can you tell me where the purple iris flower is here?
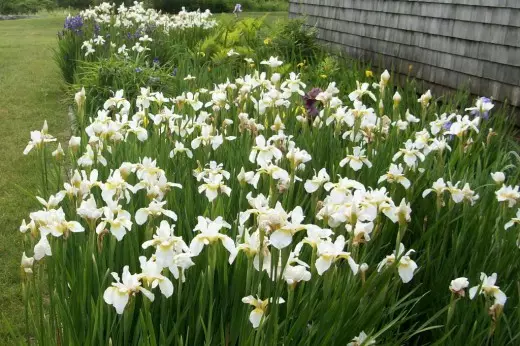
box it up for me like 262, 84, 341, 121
64, 15, 83, 34
135, 67, 143, 73
153, 57, 160, 65
443, 121, 454, 141
171, 67, 178, 76
302, 87, 323, 118
480, 97, 492, 119
469, 97, 493, 119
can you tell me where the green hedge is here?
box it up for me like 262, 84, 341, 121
0, 0, 287, 15
0, 1, 134, 14
0, 0, 55, 14
152, 0, 288, 13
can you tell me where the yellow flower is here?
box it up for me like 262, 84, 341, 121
263, 37, 272, 45
297, 61, 306, 68
320, 74, 327, 79
365, 70, 373, 78
208, 67, 211, 72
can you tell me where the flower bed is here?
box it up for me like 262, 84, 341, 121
18, 2, 520, 345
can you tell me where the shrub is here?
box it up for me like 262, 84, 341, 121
55, 0, 91, 9
0, 0, 51, 14
270, 18, 319, 63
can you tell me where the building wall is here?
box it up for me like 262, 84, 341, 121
289, 0, 520, 106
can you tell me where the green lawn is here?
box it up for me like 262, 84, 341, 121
0, 11, 287, 341
0, 14, 71, 340
220, 11, 287, 23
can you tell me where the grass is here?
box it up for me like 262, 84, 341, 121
0, 11, 288, 341
0, 14, 70, 340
